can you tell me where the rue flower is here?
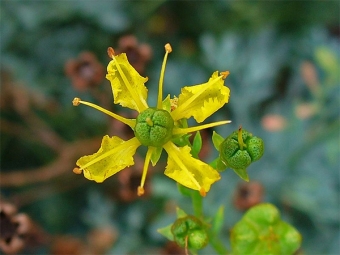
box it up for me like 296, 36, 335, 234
73, 44, 230, 196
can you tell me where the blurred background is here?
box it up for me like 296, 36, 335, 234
1, 0, 339, 254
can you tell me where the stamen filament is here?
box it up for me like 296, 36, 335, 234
110, 54, 148, 112
157, 43, 172, 109
172, 120, 231, 135
138, 146, 154, 196
171, 75, 223, 121
73, 97, 136, 128
163, 142, 202, 192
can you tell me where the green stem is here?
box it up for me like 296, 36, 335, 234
191, 190, 203, 218
209, 234, 230, 255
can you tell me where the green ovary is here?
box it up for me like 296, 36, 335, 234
134, 108, 174, 147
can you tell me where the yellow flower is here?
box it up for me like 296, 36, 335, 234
73, 44, 230, 196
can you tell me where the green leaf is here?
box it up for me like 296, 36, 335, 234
151, 146, 163, 166
212, 206, 225, 235
162, 94, 171, 112
176, 207, 188, 218
209, 157, 228, 171
231, 203, 302, 255
157, 224, 174, 241
233, 168, 249, 182
191, 131, 202, 158
212, 131, 224, 150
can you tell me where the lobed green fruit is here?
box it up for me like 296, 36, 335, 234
219, 129, 264, 170
171, 216, 209, 250
134, 108, 174, 147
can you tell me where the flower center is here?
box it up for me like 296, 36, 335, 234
134, 108, 174, 147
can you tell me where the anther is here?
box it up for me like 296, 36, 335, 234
165, 43, 172, 53
199, 188, 206, 197
72, 97, 81, 106
107, 47, 115, 59
220, 71, 230, 80
73, 167, 82, 174
137, 186, 144, 196
170, 96, 178, 111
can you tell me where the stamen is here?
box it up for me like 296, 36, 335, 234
145, 117, 154, 127
72, 97, 81, 106
107, 47, 115, 59
163, 142, 202, 191
157, 43, 172, 109
199, 188, 206, 197
73, 168, 82, 174
137, 186, 144, 196
172, 120, 231, 135
109, 52, 148, 112
72, 98, 135, 128
171, 74, 224, 120
138, 147, 154, 196
165, 43, 172, 53
170, 96, 178, 111
220, 71, 230, 80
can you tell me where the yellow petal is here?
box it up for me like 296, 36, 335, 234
76, 136, 141, 183
163, 142, 221, 194
106, 53, 148, 112
171, 71, 230, 123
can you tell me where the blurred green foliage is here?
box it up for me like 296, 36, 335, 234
1, 1, 339, 254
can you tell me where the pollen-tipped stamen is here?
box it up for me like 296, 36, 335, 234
72, 97, 135, 128
138, 147, 154, 196
157, 43, 172, 109
107, 48, 148, 112
73, 168, 82, 174
172, 120, 231, 135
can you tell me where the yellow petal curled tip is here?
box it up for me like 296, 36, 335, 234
76, 136, 141, 183
106, 53, 148, 112
163, 142, 221, 193
171, 71, 230, 123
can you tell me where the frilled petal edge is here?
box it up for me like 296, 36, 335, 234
163, 142, 221, 195
76, 136, 141, 183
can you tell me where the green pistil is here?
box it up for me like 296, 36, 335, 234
134, 108, 174, 147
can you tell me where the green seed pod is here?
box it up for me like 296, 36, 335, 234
188, 229, 209, 250
134, 108, 174, 147
171, 216, 208, 250
246, 136, 264, 162
219, 127, 264, 169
